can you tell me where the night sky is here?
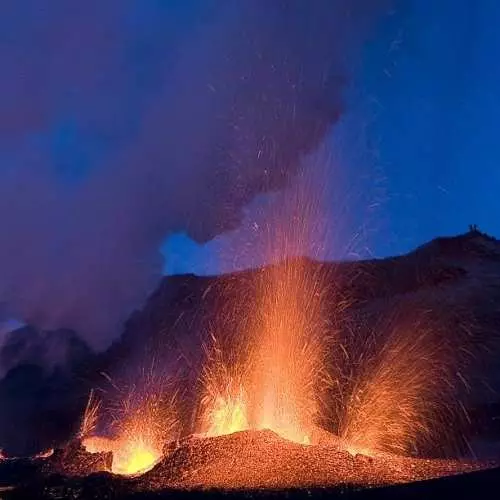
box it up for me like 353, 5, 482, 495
1, 1, 499, 341
166, 0, 500, 274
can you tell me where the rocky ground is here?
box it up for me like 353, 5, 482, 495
0, 429, 497, 499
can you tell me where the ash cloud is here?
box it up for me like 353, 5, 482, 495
0, 0, 389, 350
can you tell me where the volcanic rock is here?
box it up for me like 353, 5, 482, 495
44, 440, 112, 477
138, 430, 487, 491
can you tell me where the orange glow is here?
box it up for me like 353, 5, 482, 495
248, 258, 324, 445
83, 434, 161, 475
339, 322, 453, 456
35, 448, 54, 459
113, 439, 159, 476
202, 389, 248, 438
199, 172, 328, 445
81, 371, 178, 476
198, 335, 249, 436
82, 403, 167, 476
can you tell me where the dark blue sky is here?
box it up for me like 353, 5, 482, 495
1, 1, 499, 343
165, 0, 500, 274
363, 0, 500, 256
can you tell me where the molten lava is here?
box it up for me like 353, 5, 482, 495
71, 160, 480, 490
83, 434, 162, 475
83, 423, 163, 476
246, 259, 324, 444
202, 389, 248, 438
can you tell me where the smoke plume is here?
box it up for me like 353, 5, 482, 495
0, 0, 389, 349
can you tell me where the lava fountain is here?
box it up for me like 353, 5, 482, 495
339, 314, 459, 457
81, 370, 179, 476
247, 256, 327, 444
199, 167, 331, 444
198, 333, 249, 437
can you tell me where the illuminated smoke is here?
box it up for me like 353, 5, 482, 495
0, 0, 390, 350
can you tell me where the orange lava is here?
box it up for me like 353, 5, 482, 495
248, 257, 325, 444
201, 386, 248, 438
198, 335, 249, 437
83, 434, 161, 475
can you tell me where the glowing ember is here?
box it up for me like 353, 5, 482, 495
109, 405, 166, 476
248, 259, 325, 444
198, 333, 249, 436
35, 448, 54, 459
83, 435, 161, 475
202, 390, 248, 438
248, 174, 331, 445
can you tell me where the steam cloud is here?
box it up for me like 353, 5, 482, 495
0, 0, 389, 349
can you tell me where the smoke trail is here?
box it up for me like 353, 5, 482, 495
0, 1, 390, 349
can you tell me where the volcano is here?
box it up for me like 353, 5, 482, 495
1, 229, 500, 498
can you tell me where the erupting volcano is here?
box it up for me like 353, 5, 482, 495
2, 1, 500, 499
2, 169, 499, 497
35, 175, 492, 497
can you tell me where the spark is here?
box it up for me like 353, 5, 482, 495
79, 390, 101, 439
35, 448, 54, 459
